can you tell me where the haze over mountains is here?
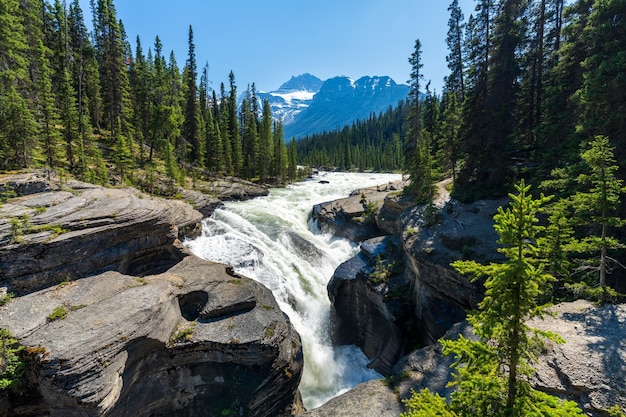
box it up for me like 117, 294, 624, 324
256, 74, 410, 140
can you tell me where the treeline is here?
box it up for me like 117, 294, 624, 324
0, 0, 299, 187
296, 101, 408, 172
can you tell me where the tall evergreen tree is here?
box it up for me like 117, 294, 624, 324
272, 120, 288, 182
93, 0, 132, 140
227, 71, 242, 175
570, 136, 625, 296
130, 35, 150, 165
258, 98, 272, 181
402, 184, 584, 417
287, 138, 297, 182
445, 0, 466, 100
182, 25, 203, 167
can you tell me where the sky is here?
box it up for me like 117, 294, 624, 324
78, 0, 477, 93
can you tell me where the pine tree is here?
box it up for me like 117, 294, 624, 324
239, 86, 258, 180
227, 71, 242, 175
272, 120, 288, 182
405, 39, 424, 198
53, 0, 82, 173
182, 25, 203, 167
130, 35, 150, 165
23, 0, 61, 170
287, 138, 297, 182
569, 136, 625, 297
445, 0, 465, 100
258, 98, 272, 181
219, 82, 233, 175
94, 0, 132, 140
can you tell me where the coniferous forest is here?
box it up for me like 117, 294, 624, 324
0, 0, 299, 190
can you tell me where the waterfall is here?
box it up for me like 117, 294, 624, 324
185, 172, 402, 409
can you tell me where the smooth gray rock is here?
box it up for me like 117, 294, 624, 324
0, 173, 203, 295
312, 181, 406, 242
0, 256, 303, 417
301, 379, 402, 417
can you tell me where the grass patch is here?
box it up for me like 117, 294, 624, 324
169, 321, 197, 345
9, 214, 67, 243
0, 292, 15, 307
48, 305, 68, 322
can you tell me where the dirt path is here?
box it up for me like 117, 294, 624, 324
433, 177, 453, 208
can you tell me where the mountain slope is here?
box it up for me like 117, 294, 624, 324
256, 74, 323, 125
283, 75, 409, 139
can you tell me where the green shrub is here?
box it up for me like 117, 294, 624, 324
48, 306, 68, 322
0, 293, 15, 307
0, 329, 24, 390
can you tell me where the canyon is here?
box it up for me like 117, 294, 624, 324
1, 171, 625, 416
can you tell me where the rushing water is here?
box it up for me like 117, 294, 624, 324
184, 171, 402, 409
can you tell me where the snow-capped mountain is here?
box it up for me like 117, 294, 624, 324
256, 74, 409, 140
256, 74, 323, 126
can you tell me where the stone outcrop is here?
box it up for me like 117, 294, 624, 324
327, 236, 408, 376
193, 175, 269, 201
300, 379, 402, 417
0, 171, 303, 417
312, 181, 406, 242
317, 180, 626, 416
391, 301, 626, 416
0, 256, 303, 417
0, 172, 204, 295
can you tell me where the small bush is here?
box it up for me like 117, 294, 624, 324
0, 329, 24, 390
0, 292, 15, 307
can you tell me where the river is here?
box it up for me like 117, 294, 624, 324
184, 171, 402, 409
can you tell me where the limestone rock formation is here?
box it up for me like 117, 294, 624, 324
0, 171, 303, 416
327, 236, 409, 376
0, 172, 203, 295
0, 256, 303, 417
312, 181, 405, 242
317, 181, 625, 416
300, 379, 402, 417
391, 301, 626, 416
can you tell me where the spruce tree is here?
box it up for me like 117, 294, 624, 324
287, 138, 297, 182
445, 0, 465, 100
182, 25, 204, 167
227, 71, 242, 175
257, 97, 273, 181
272, 121, 288, 182
569, 136, 625, 298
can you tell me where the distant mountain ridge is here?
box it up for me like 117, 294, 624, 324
256, 73, 409, 140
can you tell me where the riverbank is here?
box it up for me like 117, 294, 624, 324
0, 170, 303, 416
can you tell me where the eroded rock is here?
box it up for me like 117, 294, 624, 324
0, 256, 303, 417
0, 173, 203, 295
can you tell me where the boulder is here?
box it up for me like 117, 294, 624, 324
400, 198, 506, 344
0, 256, 303, 417
312, 181, 406, 243
193, 176, 269, 201
300, 379, 402, 417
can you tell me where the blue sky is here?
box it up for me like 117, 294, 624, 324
79, 0, 476, 93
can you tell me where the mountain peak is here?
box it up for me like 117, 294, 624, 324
276, 73, 323, 93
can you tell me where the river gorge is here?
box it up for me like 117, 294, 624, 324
1, 170, 624, 416
185, 172, 402, 409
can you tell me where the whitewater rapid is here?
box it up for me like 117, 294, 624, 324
185, 172, 402, 409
